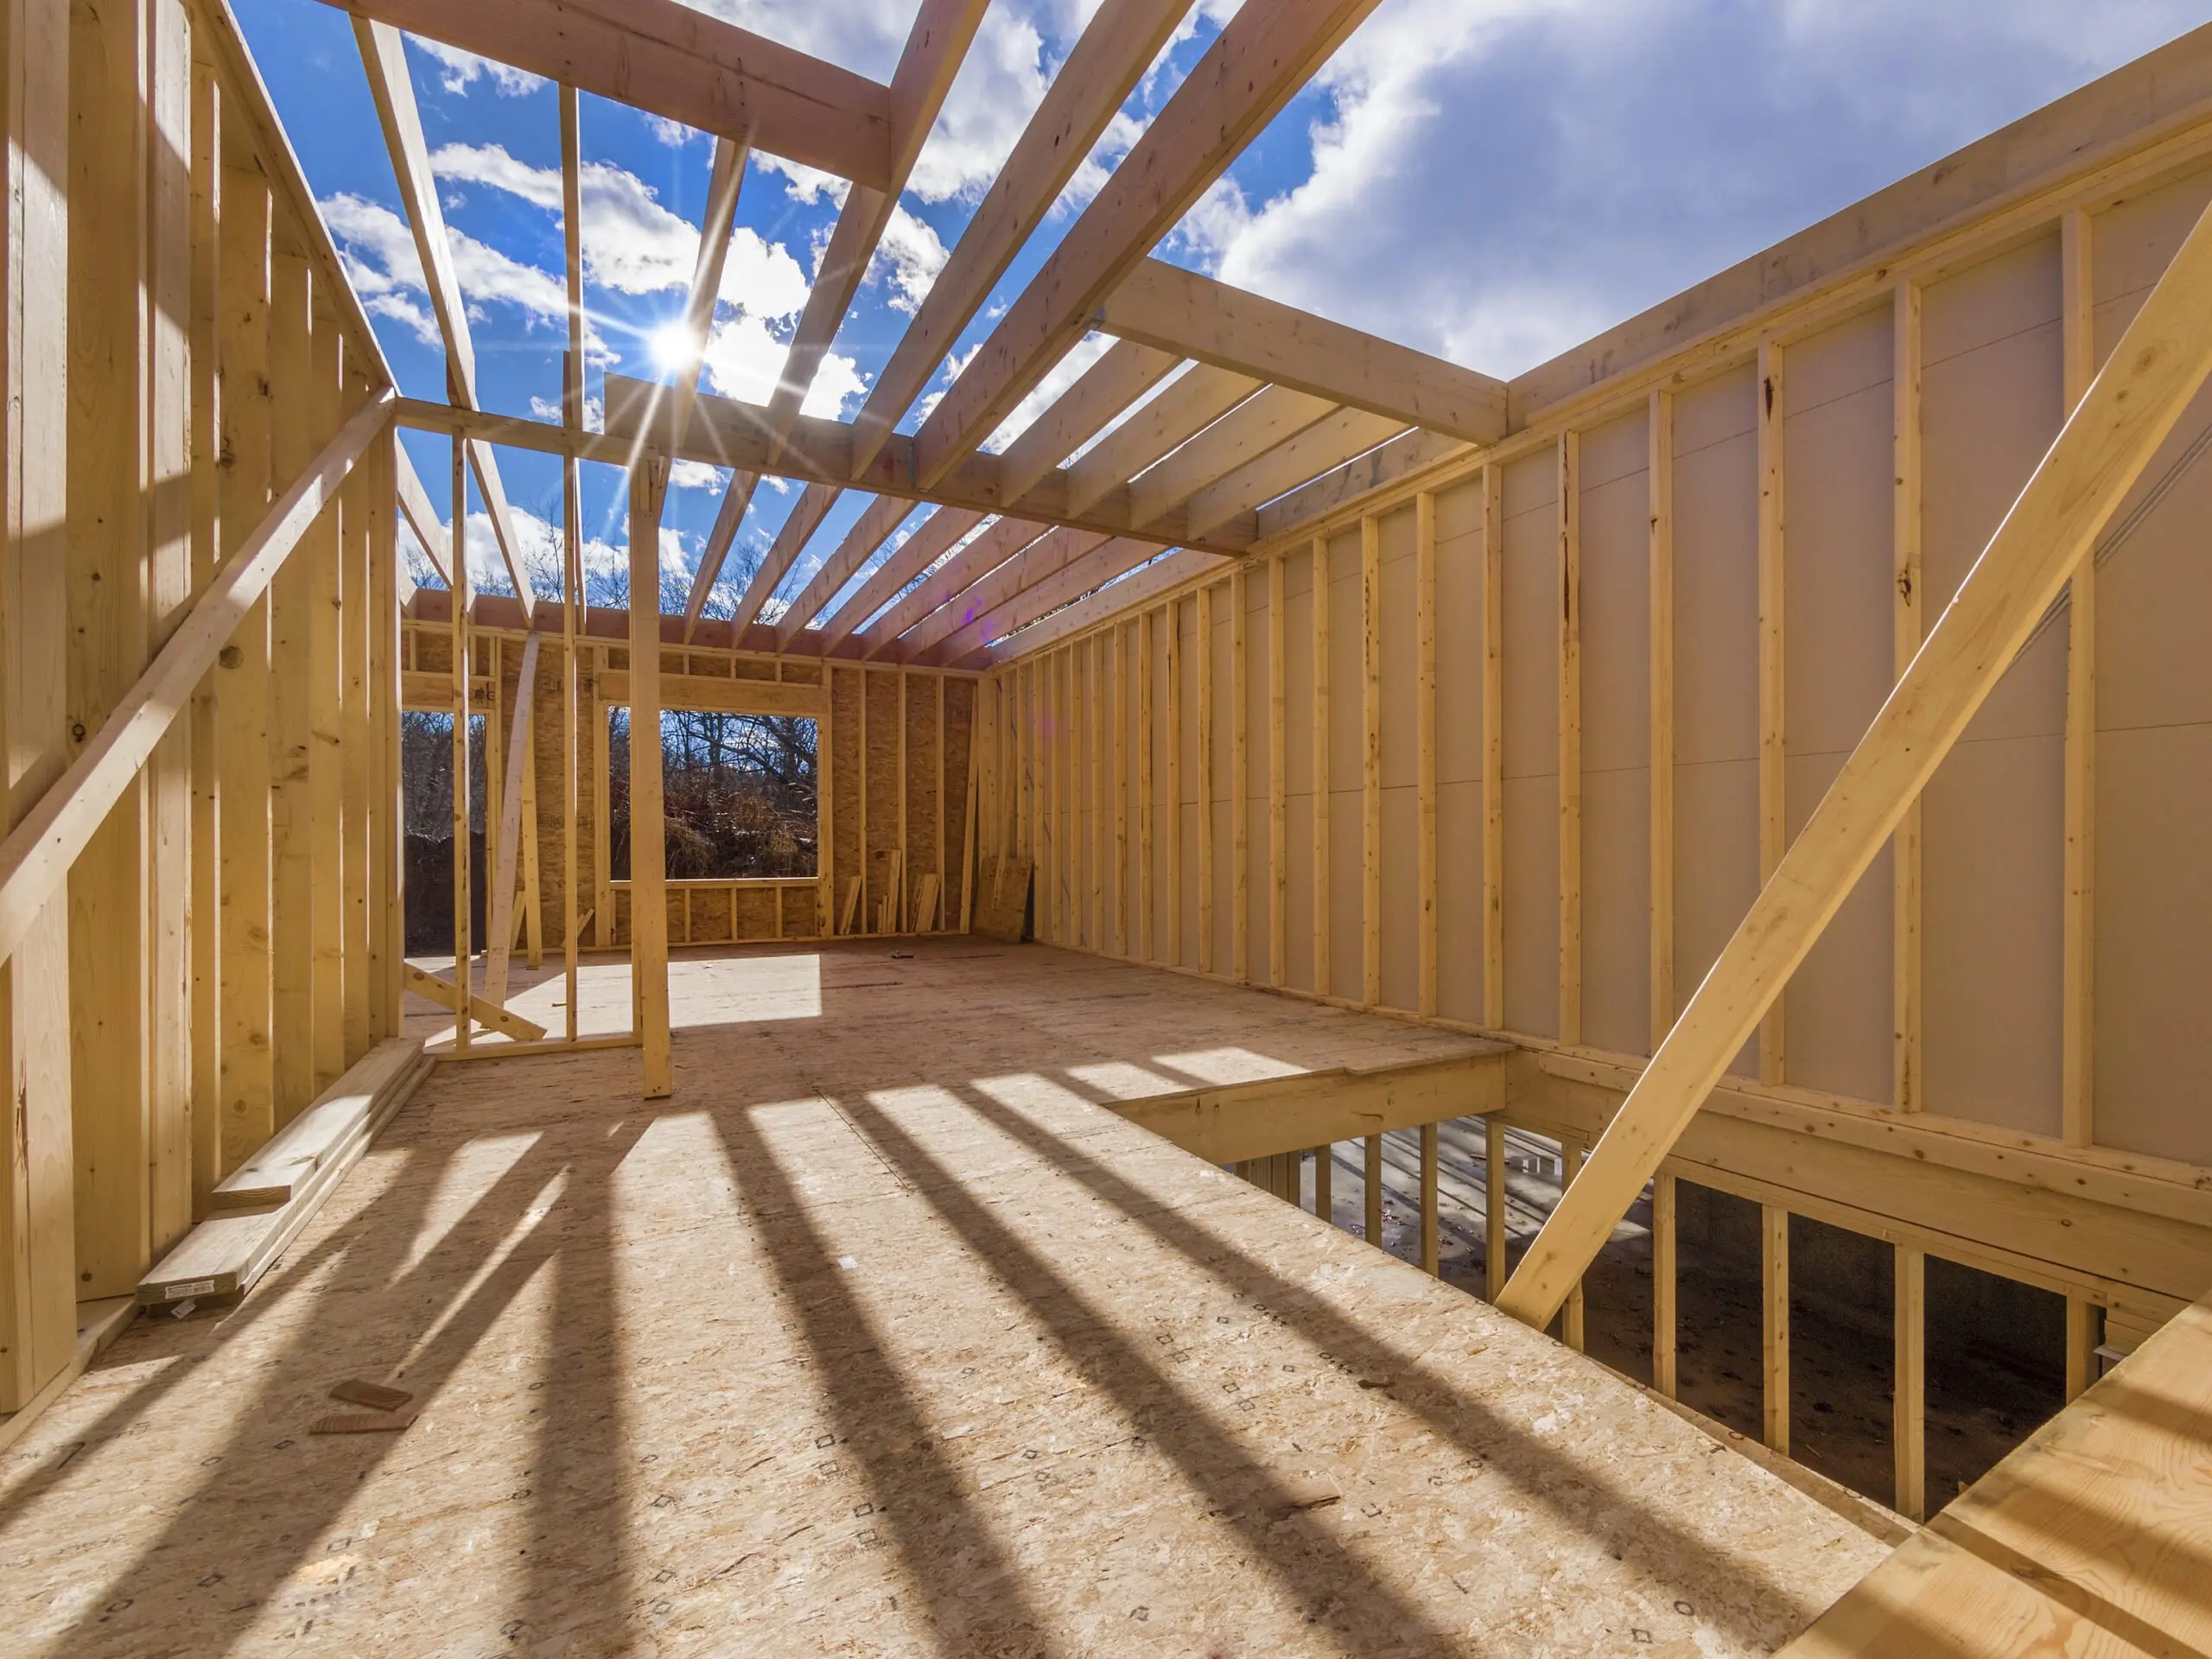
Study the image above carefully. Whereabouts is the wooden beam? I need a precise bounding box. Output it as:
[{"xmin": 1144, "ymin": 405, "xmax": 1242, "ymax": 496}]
[
  {"xmin": 1417, "ymin": 492, "xmax": 1437, "ymax": 1019},
  {"xmin": 327, "ymin": 0, "xmax": 897, "ymax": 188},
  {"xmin": 773, "ymin": 493, "xmax": 914, "ymax": 650},
  {"xmin": 726, "ymin": 480, "xmax": 840, "ymax": 633},
  {"xmin": 484, "ymin": 631, "xmax": 542, "ymax": 1006},
  {"xmin": 1000, "ymin": 341, "xmax": 1181, "ymax": 506},
  {"xmin": 901, "ymin": 525, "xmax": 1115, "ymax": 662},
  {"xmin": 1138, "ymin": 613, "xmax": 1154, "ymax": 959},
  {"xmin": 855, "ymin": 516, "xmax": 1052, "ymax": 659},
  {"xmin": 1559, "ymin": 431, "xmax": 1581, "ymax": 1046},
  {"xmin": 1065, "ymin": 364, "xmax": 1259, "ymax": 518},
  {"xmin": 448, "ymin": 433, "xmax": 472, "ymax": 1053},
  {"xmin": 1230, "ymin": 569, "xmax": 1249, "ymax": 982},
  {"xmin": 815, "ymin": 505, "xmax": 982, "ymax": 654},
  {"xmin": 0, "ymin": 397, "xmax": 394, "ymax": 968},
  {"xmin": 1894, "ymin": 1243, "xmax": 1925, "ymax": 1522},
  {"xmin": 1481, "ymin": 463, "xmax": 1503, "ymax": 1031},
  {"xmin": 1891, "ymin": 283, "xmax": 1923, "ymax": 1113},
  {"xmin": 403, "ymin": 964, "xmax": 547, "ymax": 1044},
  {"xmin": 1312, "ymin": 536, "xmax": 1332, "ymax": 999},
  {"xmin": 1420, "ymin": 1121, "xmax": 1440, "ymax": 1275},
  {"xmin": 353, "ymin": 18, "xmax": 532, "ymax": 615},
  {"xmin": 1184, "ymin": 405, "xmax": 1404, "ymax": 542},
  {"xmin": 1098, "ymin": 258, "xmax": 1508, "ymax": 443},
  {"xmin": 1560, "ymin": 1141, "xmax": 1586, "ymax": 1351},
  {"xmin": 1484, "ymin": 1116, "xmax": 1508, "ymax": 1300},
  {"xmin": 909, "ymin": 0, "xmax": 1385, "ymax": 490},
  {"xmin": 982, "ymin": 548, "xmax": 1217, "ymax": 666},
  {"xmin": 1764, "ymin": 1202, "xmax": 1789, "ymax": 1455},
  {"xmin": 1757, "ymin": 340, "xmax": 1785, "ymax": 1084},
  {"xmin": 1360, "ymin": 515, "xmax": 1380, "ymax": 1007},
  {"xmin": 1496, "ymin": 190, "xmax": 2212, "ymax": 1331},
  {"xmin": 847, "ymin": 0, "xmax": 1196, "ymax": 475},
  {"xmin": 1267, "ymin": 554, "xmax": 1287, "ymax": 986},
  {"xmin": 1129, "ymin": 385, "xmax": 1336, "ymax": 531},
  {"xmin": 1649, "ymin": 391, "xmax": 1675, "ymax": 1054},
  {"xmin": 1364, "ymin": 1133, "xmax": 1383, "ymax": 1249},
  {"xmin": 1196, "ymin": 582, "xmax": 1215, "ymax": 974},
  {"xmin": 629, "ymin": 464, "xmax": 672, "ymax": 1097},
  {"xmin": 1090, "ymin": 632, "xmax": 1104, "ymax": 948},
  {"xmin": 1113, "ymin": 622, "xmax": 1128, "ymax": 956},
  {"xmin": 2060, "ymin": 208, "xmax": 2100, "ymax": 1404},
  {"xmin": 1166, "ymin": 599, "xmax": 1181, "ymax": 966},
  {"xmin": 1652, "ymin": 1172, "xmax": 1677, "ymax": 1397},
  {"xmin": 395, "ymin": 443, "xmax": 451, "ymax": 584}
]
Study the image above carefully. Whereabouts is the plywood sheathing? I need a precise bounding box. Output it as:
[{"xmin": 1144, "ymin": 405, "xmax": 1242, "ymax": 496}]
[{"xmin": 3, "ymin": 942, "xmax": 1889, "ymax": 1655}]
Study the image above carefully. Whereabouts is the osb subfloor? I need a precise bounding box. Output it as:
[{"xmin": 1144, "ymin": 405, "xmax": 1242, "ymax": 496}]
[{"xmin": 2, "ymin": 941, "xmax": 1892, "ymax": 1656}]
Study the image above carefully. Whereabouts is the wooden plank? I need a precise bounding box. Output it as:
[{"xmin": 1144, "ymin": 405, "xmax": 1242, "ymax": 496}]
[
  {"xmin": 351, "ymin": 17, "xmax": 531, "ymax": 613},
  {"xmin": 595, "ymin": 670, "xmax": 826, "ymax": 719},
  {"xmin": 1098, "ymin": 258, "xmax": 1507, "ymax": 442},
  {"xmin": 855, "ymin": 516, "xmax": 1052, "ymax": 658},
  {"xmin": 909, "ymin": 0, "xmax": 1383, "ymax": 489},
  {"xmin": 772, "ymin": 494, "xmax": 912, "ymax": 651},
  {"xmin": 1064, "ymin": 364, "xmax": 1259, "ymax": 518},
  {"xmin": 938, "ymin": 673, "xmax": 950, "ymax": 932},
  {"xmin": 628, "ymin": 466, "xmax": 671, "ymax": 1096},
  {"xmin": 1001, "ymin": 341, "xmax": 1181, "ymax": 507},
  {"xmin": 2059, "ymin": 209, "xmax": 2100, "ymax": 1405},
  {"xmin": 1128, "ymin": 385, "xmax": 1337, "ymax": 531},
  {"xmin": 1312, "ymin": 537, "xmax": 1331, "ymax": 998},
  {"xmin": 1757, "ymin": 340, "xmax": 1786, "ymax": 1085},
  {"xmin": 402, "ymin": 963, "xmax": 545, "ymax": 1044},
  {"xmin": 340, "ymin": 369, "xmax": 376, "ymax": 1065},
  {"xmin": 1363, "ymin": 1133, "xmax": 1383, "ymax": 1249},
  {"xmin": 212, "ymin": 1037, "xmax": 425, "ymax": 1209},
  {"xmin": 1196, "ymin": 584, "xmax": 1214, "ymax": 972},
  {"xmin": 816, "ymin": 505, "xmax": 982, "ymax": 655},
  {"xmin": 308, "ymin": 309, "xmax": 346, "ymax": 1098},
  {"xmin": 931, "ymin": 537, "xmax": 1174, "ymax": 671},
  {"xmin": 484, "ymin": 632, "xmax": 541, "ymax": 1006},
  {"xmin": 268, "ymin": 256, "xmax": 318, "ymax": 1109},
  {"xmin": 331, "ymin": 0, "xmax": 896, "ymax": 188},
  {"xmin": 1416, "ymin": 493, "xmax": 1437, "ymax": 1017},
  {"xmin": 1109, "ymin": 627, "xmax": 1127, "ymax": 954},
  {"xmin": 1230, "ymin": 570, "xmax": 1248, "ymax": 981},
  {"xmin": 903, "ymin": 524, "xmax": 1118, "ymax": 664},
  {"xmin": 1557, "ymin": 431, "xmax": 1582, "ymax": 1047},
  {"xmin": 1419, "ymin": 1121, "xmax": 1440, "ymax": 1275},
  {"xmin": 1267, "ymin": 556, "xmax": 1286, "ymax": 986},
  {"xmin": 1764, "ymin": 1202, "xmax": 1789, "ymax": 1455},
  {"xmin": 728, "ymin": 480, "xmax": 839, "ymax": 635},
  {"xmin": 1649, "ymin": 391, "xmax": 1675, "ymax": 1054},
  {"xmin": 1313, "ymin": 1141, "xmax": 1332, "ymax": 1220},
  {"xmin": 1484, "ymin": 1115, "xmax": 1508, "ymax": 1300},
  {"xmin": 1165, "ymin": 604, "xmax": 1183, "ymax": 964},
  {"xmin": 1090, "ymin": 634, "xmax": 1104, "ymax": 948},
  {"xmin": 67, "ymin": 0, "xmax": 153, "ymax": 1295},
  {"xmin": 448, "ymin": 435, "xmax": 472, "ymax": 1052},
  {"xmin": 1891, "ymin": 283, "xmax": 1923, "ymax": 1111},
  {"xmin": 1497, "ymin": 189, "xmax": 2212, "ymax": 1333},
  {"xmin": 187, "ymin": 50, "xmax": 224, "ymax": 1205},
  {"xmin": 0, "ymin": 0, "xmax": 75, "ymax": 1414},
  {"xmin": 1480, "ymin": 464, "xmax": 1503, "ymax": 1031},
  {"xmin": 848, "ymin": 0, "xmax": 1193, "ymax": 475},
  {"xmin": 1894, "ymin": 1243, "xmax": 1925, "ymax": 1522},
  {"xmin": 1360, "ymin": 514, "xmax": 1380, "ymax": 1007},
  {"xmin": 1560, "ymin": 1141, "xmax": 1586, "ymax": 1351},
  {"xmin": 1138, "ymin": 613, "xmax": 1154, "ymax": 958},
  {"xmin": 1652, "ymin": 1172, "xmax": 1677, "ymax": 1397},
  {"xmin": 980, "ymin": 549, "xmax": 1225, "ymax": 667}
]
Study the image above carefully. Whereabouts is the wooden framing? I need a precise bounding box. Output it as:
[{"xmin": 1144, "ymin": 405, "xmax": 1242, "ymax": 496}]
[
  {"xmin": 1557, "ymin": 433, "xmax": 1581, "ymax": 1047},
  {"xmin": 1416, "ymin": 493, "xmax": 1437, "ymax": 1018},
  {"xmin": 1267, "ymin": 555, "xmax": 1287, "ymax": 987},
  {"xmin": 1756, "ymin": 340, "xmax": 1786, "ymax": 1086},
  {"xmin": 1891, "ymin": 284, "xmax": 1923, "ymax": 1112},
  {"xmin": 628, "ymin": 465, "xmax": 671, "ymax": 1097},
  {"xmin": 1649, "ymin": 393, "xmax": 1675, "ymax": 1055},
  {"xmin": 1360, "ymin": 515, "xmax": 1381, "ymax": 1007},
  {"xmin": 1763, "ymin": 1202, "xmax": 1790, "ymax": 1455},
  {"xmin": 1195, "ymin": 582, "xmax": 1214, "ymax": 971},
  {"xmin": 1312, "ymin": 537, "xmax": 1332, "ymax": 998},
  {"xmin": 1481, "ymin": 465, "xmax": 1504, "ymax": 1031}
]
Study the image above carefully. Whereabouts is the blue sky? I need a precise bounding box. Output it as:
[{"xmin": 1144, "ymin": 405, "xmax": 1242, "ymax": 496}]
[{"xmin": 238, "ymin": 0, "xmax": 2211, "ymax": 625}]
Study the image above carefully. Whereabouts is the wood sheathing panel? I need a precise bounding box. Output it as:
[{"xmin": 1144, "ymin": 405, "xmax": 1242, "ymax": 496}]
[
  {"xmin": 0, "ymin": 943, "xmax": 1892, "ymax": 1655},
  {"xmin": 1324, "ymin": 527, "xmax": 1363, "ymax": 1004},
  {"xmin": 1498, "ymin": 452, "xmax": 1560, "ymax": 1038},
  {"xmin": 863, "ymin": 669, "xmax": 901, "ymax": 927}
]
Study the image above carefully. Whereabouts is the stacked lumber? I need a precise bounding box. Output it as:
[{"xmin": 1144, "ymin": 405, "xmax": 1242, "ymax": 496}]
[{"xmin": 137, "ymin": 1037, "xmax": 430, "ymax": 1306}]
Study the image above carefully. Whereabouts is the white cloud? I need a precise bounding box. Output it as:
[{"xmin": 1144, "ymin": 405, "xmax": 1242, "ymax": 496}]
[
  {"xmin": 907, "ymin": 9, "xmax": 1055, "ymax": 203},
  {"xmin": 668, "ymin": 460, "xmax": 727, "ymax": 493},
  {"xmin": 699, "ymin": 313, "xmax": 867, "ymax": 416},
  {"xmin": 1169, "ymin": 0, "xmax": 2210, "ymax": 378},
  {"xmin": 756, "ymin": 154, "xmax": 850, "ymax": 207},
  {"xmin": 644, "ymin": 114, "xmax": 702, "ymax": 148},
  {"xmin": 406, "ymin": 35, "xmax": 546, "ymax": 98},
  {"xmin": 527, "ymin": 391, "xmax": 605, "ymax": 429},
  {"xmin": 871, "ymin": 204, "xmax": 950, "ymax": 314}
]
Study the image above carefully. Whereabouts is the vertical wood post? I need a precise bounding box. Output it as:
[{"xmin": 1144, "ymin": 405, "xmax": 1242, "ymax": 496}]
[
  {"xmin": 1480, "ymin": 466, "xmax": 1503, "ymax": 1030},
  {"xmin": 267, "ymin": 251, "xmax": 315, "ymax": 1115},
  {"xmin": 1196, "ymin": 583, "xmax": 1214, "ymax": 972},
  {"xmin": 1764, "ymin": 1202, "xmax": 1790, "ymax": 1455},
  {"xmin": 1363, "ymin": 1131, "xmax": 1383, "ymax": 1249},
  {"xmin": 1419, "ymin": 1122, "xmax": 1439, "ymax": 1275},
  {"xmin": 1267, "ymin": 556, "xmax": 1286, "ymax": 986},
  {"xmin": 1894, "ymin": 1243, "xmax": 1926, "ymax": 1522},
  {"xmin": 1312, "ymin": 1141, "xmax": 1331, "ymax": 1223},
  {"xmin": 628, "ymin": 463, "xmax": 671, "ymax": 1096},
  {"xmin": 1090, "ymin": 634, "xmax": 1103, "ymax": 947},
  {"xmin": 1230, "ymin": 569, "xmax": 1248, "ymax": 981},
  {"xmin": 1649, "ymin": 391, "xmax": 1676, "ymax": 1054},
  {"xmin": 1113, "ymin": 624, "xmax": 1128, "ymax": 955},
  {"xmin": 1138, "ymin": 610, "xmax": 1154, "ymax": 960},
  {"xmin": 1558, "ymin": 435, "xmax": 1581, "ymax": 1046},
  {"xmin": 1484, "ymin": 1114, "xmax": 1508, "ymax": 1300},
  {"xmin": 307, "ymin": 305, "xmax": 346, "ymax": 1096},
  {"xmin": 1892, "ymin": 284, "xmax": 1923, "ymax": 1112},
  {"xmin": 2059, "ymin": 208, "xmax": 2100, "ymax": 1401},
  {"xmin": 1312, "ymin": 537, "xmax": 1331, "ymax": 998},
  {"xmin": 1757, "ymin": 340, "xmax": 1787, "ymax": 1085},
  {"xmin": 1560, "ymin": 1140, "xmax": 1586, "ymax": 1351},
  {"xmin": 1416, "ymin": 492, "xmax": 1437, "ymax": 1018},
  {"xmin": 1166, "ymin": 601, "xmax": 1181, "ymax": 966},
  {"xmin": 186, "ymin": 52, "xmax": 222, "ymax": 1199},
  {"xmin": 1360, "ymin": 515, "xmax": 1380, "ymax": 1007},
  {"xmin": 448, "ymin": 433, "xmax": 472, "ymax": 1051},
  {"xmin": 1652, "ymin": 1172, "xmax": 1677, "ymax": 1397}
]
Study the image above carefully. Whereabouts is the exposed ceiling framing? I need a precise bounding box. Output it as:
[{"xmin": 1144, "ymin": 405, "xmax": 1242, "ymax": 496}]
[{"xmin": 346, "ymin": 0, "xmax": 1510, "ymax": 666}]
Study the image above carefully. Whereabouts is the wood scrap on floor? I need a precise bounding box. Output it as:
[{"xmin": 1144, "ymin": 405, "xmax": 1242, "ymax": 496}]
[{"xmin": 971, "ymin": 852, "xmax": 1033, "ymax": 942}]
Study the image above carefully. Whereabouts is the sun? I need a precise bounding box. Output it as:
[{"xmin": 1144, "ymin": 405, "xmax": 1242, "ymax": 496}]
[{"xmin": 647, "ymin": 318, "xmax": 701, "ymax": 376}]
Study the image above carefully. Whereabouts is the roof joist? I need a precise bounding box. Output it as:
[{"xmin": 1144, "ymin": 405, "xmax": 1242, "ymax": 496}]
[
  {"xmin": 909, "ymin": 0, "xmax": 1386, "ymax": 490},
  {"xmin": 328, "ymin": 0, "xmax": 898, "ymax": 188}
]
